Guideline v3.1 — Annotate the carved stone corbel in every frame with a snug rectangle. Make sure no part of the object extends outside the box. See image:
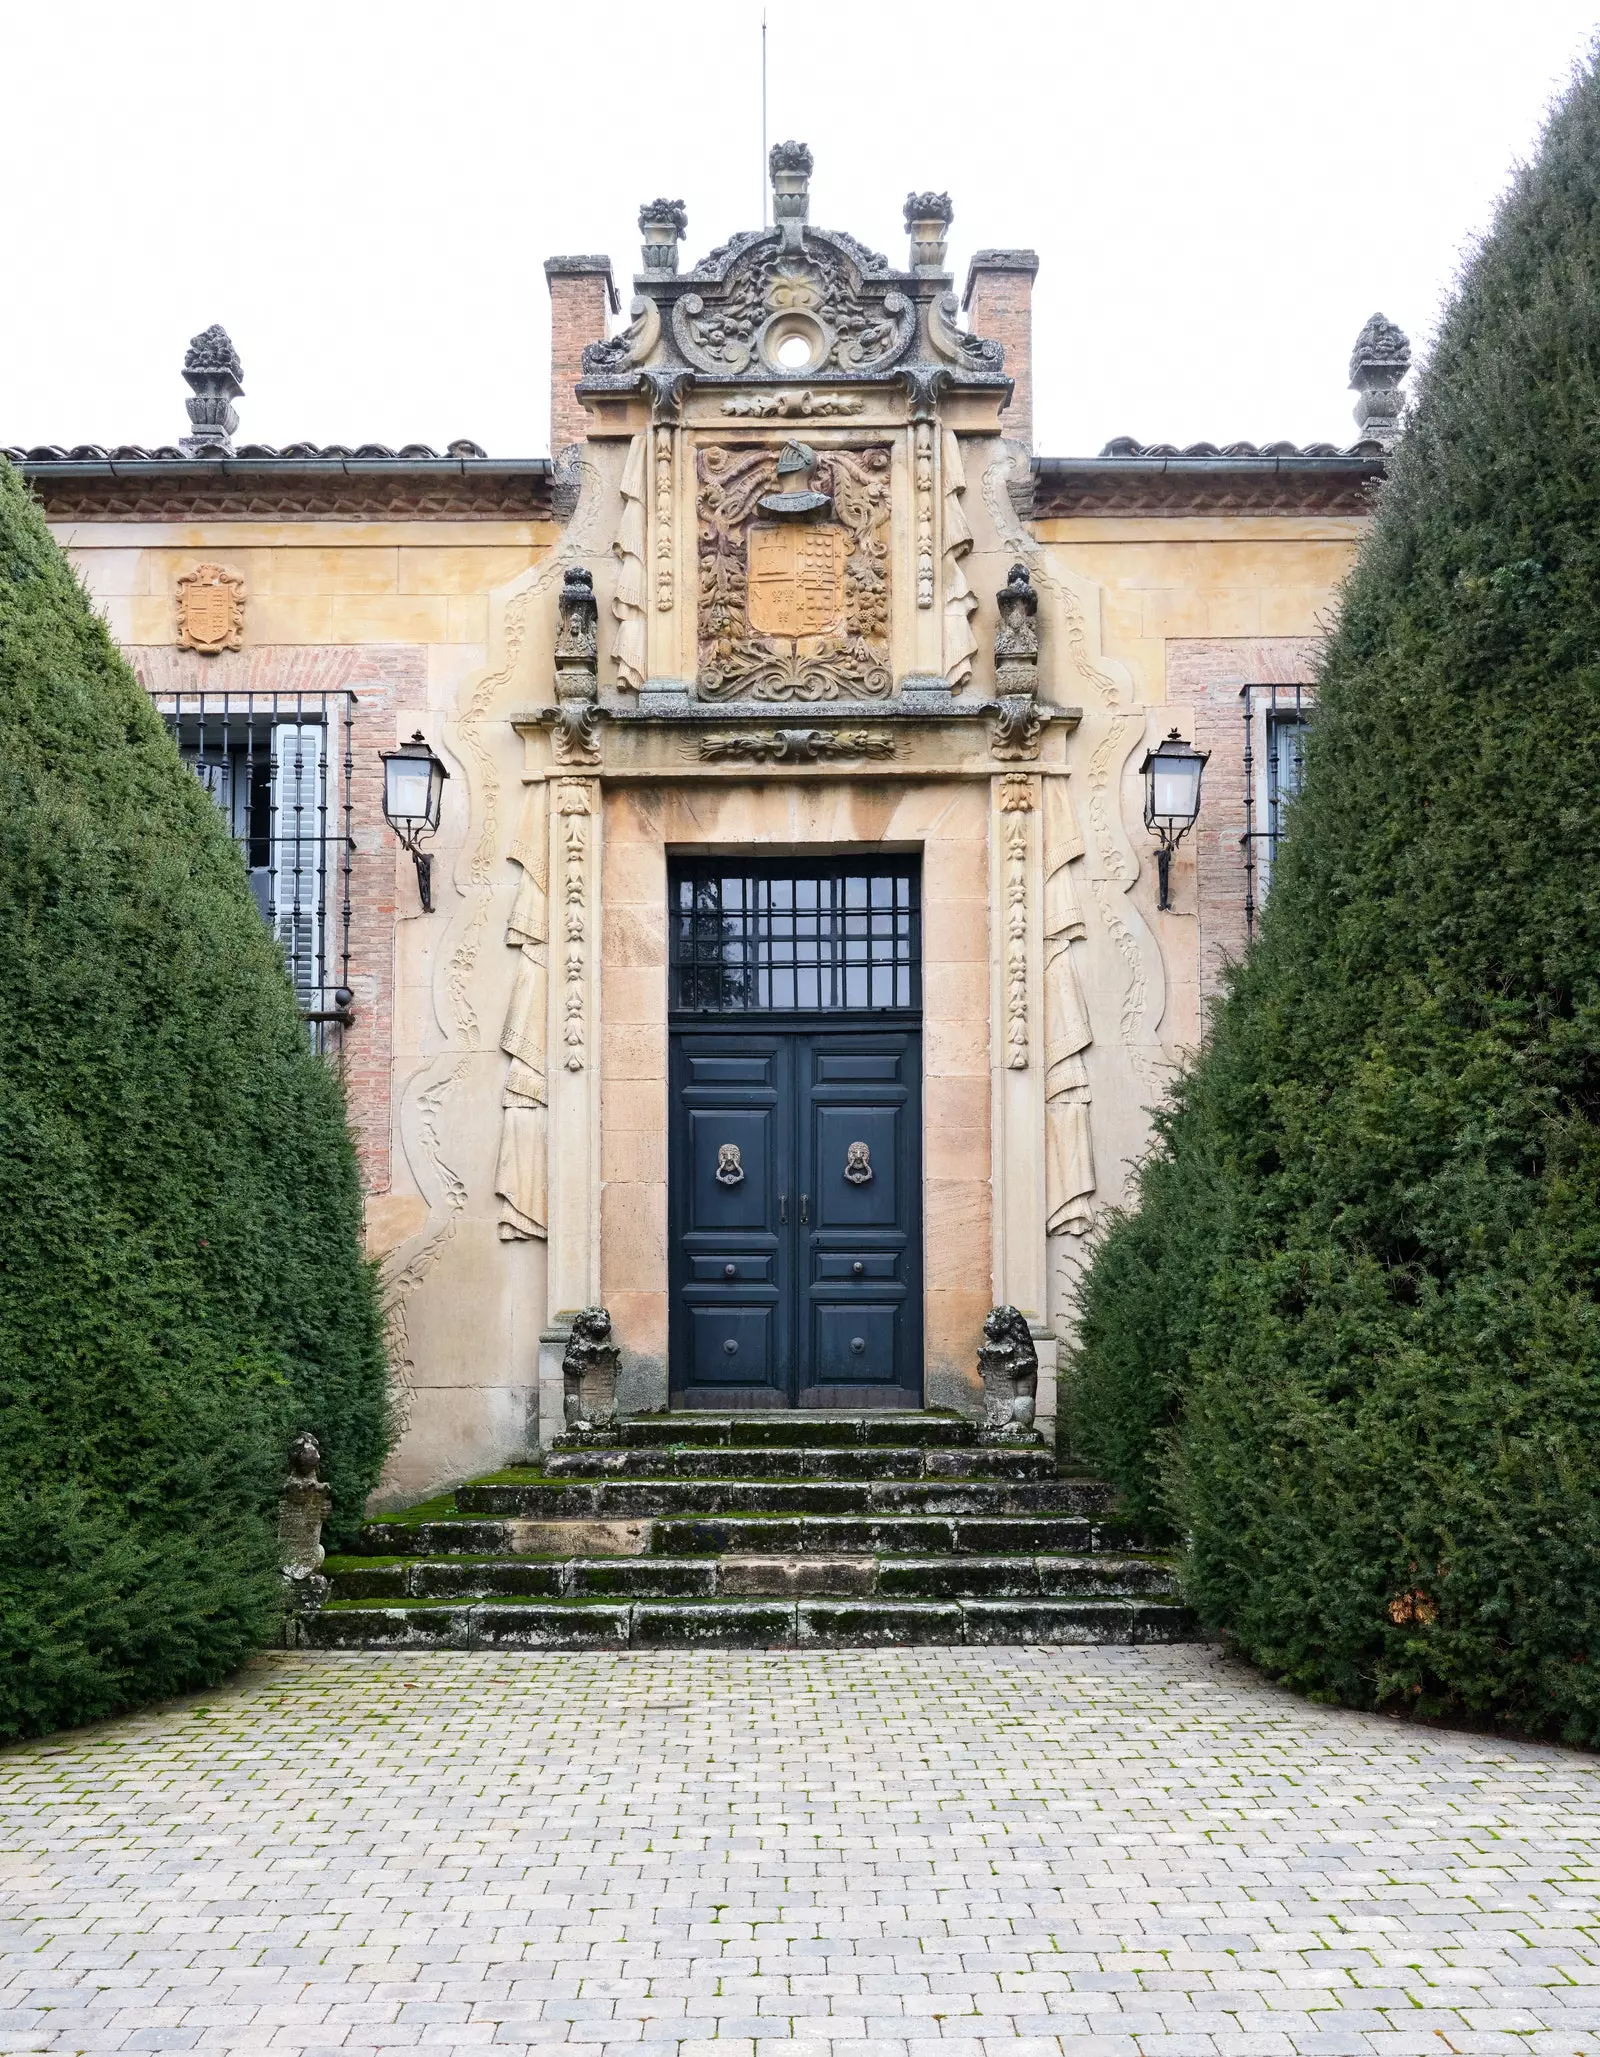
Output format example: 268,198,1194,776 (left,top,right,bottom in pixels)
553,566,602,763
